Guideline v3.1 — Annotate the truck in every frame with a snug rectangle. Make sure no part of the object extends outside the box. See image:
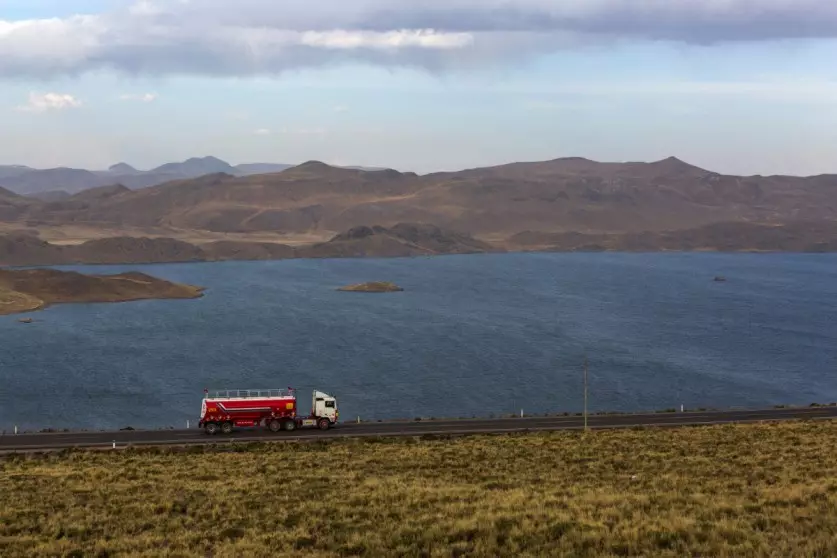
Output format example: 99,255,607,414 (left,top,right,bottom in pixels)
198,387,338,435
